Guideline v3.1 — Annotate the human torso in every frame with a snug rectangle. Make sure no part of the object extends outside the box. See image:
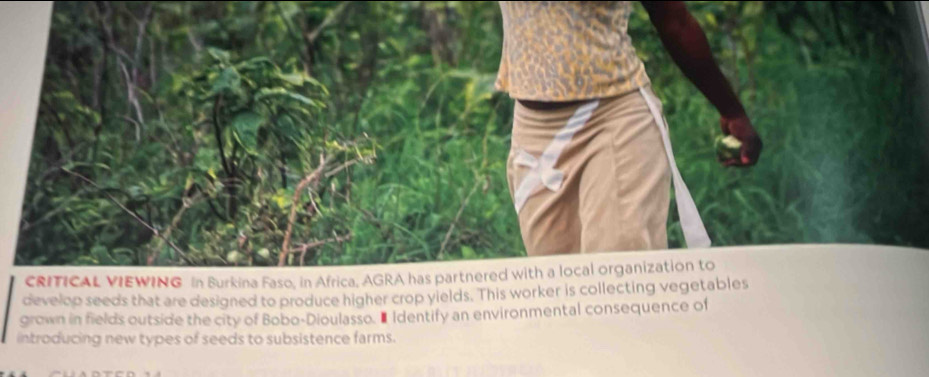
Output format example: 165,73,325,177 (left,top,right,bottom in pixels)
495,1,650,103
